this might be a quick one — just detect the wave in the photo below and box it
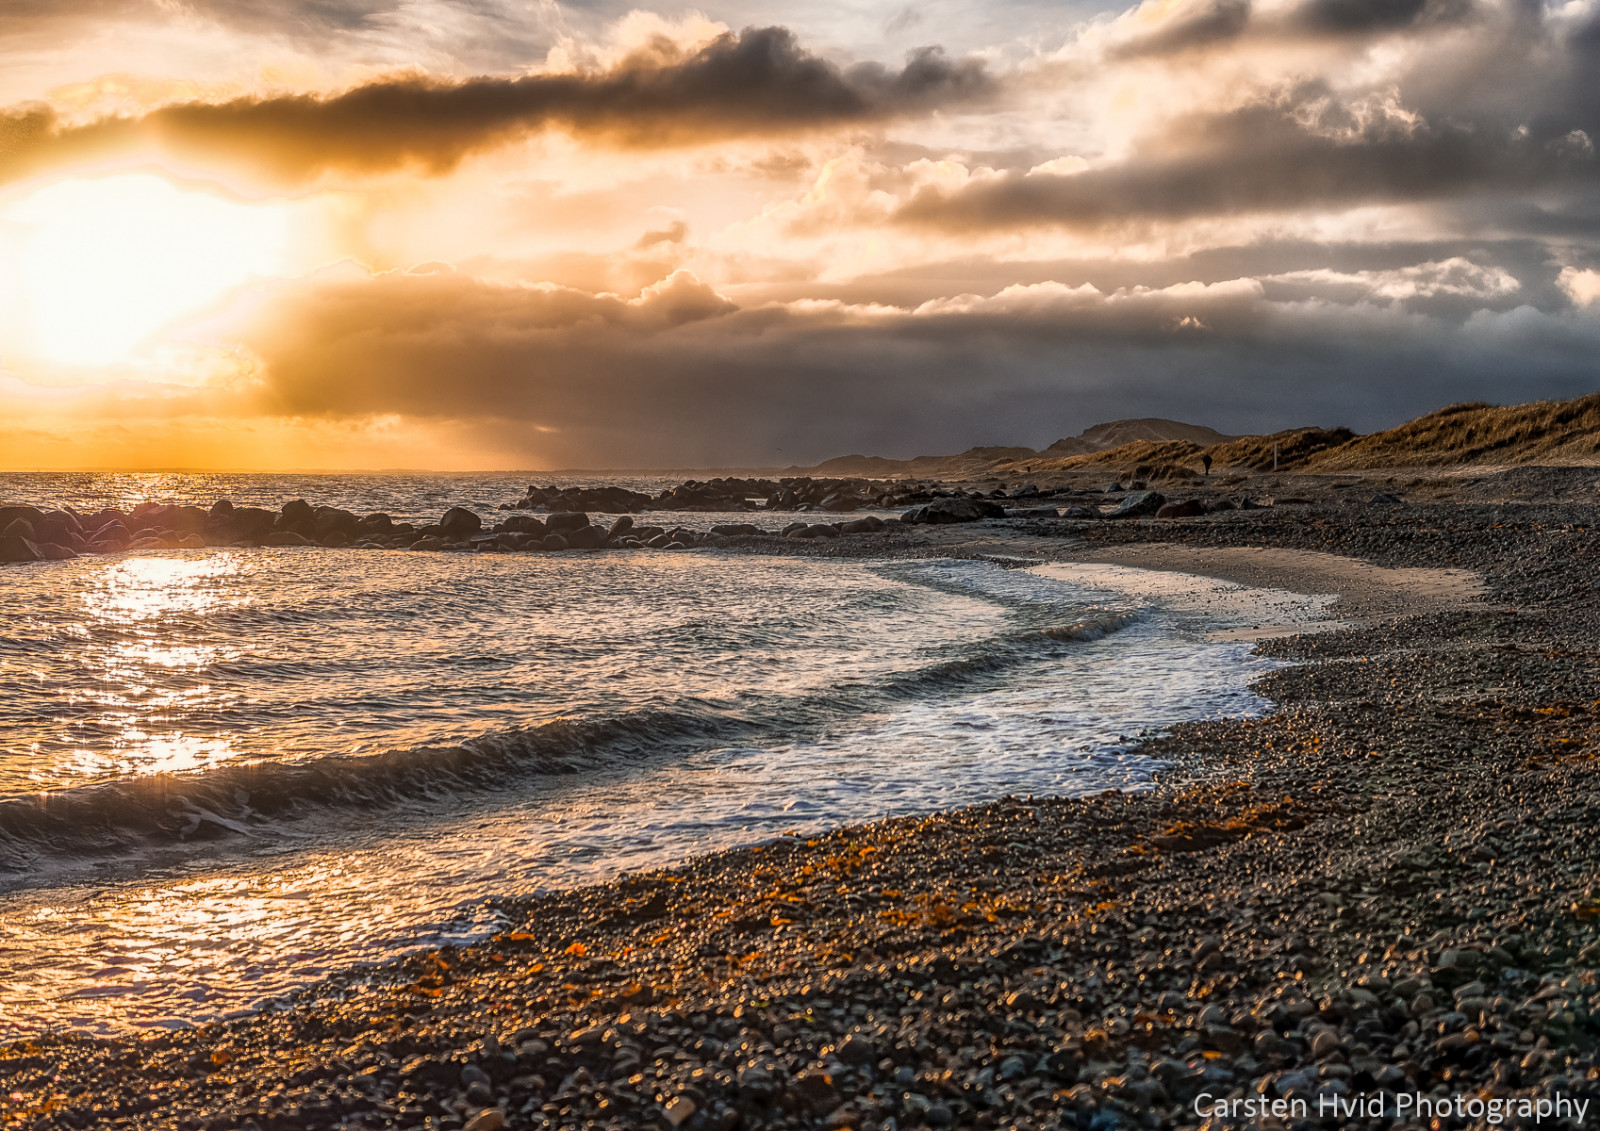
[0,606,1137,870]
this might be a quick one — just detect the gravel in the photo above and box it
[3,465,1598,1131]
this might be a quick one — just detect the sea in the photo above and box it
[0,471,1337,1039]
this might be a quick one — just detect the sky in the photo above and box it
[0,0,1597,469]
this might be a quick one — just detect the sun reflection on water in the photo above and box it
[64,554,252,781]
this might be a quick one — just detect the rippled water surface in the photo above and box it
[0,473,1337,1038]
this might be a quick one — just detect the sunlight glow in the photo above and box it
[2,174,289,366]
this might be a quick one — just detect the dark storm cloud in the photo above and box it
[1109,0,1251,59]
[227,265,1600,467]
[1110,0,1476,58]
[901,1,1600,236]
[0,28,992,187]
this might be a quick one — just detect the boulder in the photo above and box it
[564,525,604,550]
[900,496,1006,525]
[178,533,208,549]
[545,511,590,534]
[36,542,78,560]
[606,516,635,539]
[1061,505,1099,519]
[410,536,445,551]
[312,507,359,538]
[1108,490,1166,518]
[1155,499,1207,519]
[0,534,41,563]
[818,492,862,512]
[710,523,762,537]
[502,514,547,535]
[542,533,570,551]
[264,531,314,547]
[279,499,316,532]
[840,516,885,534]
[439,507,482,537]
[2,518,37,542]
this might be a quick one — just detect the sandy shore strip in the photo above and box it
[4,487,1598,1131]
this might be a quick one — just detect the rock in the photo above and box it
[542,534,570,551]
[1369,492,1404,505]
[1310,1029,1342,1058]
[463,1111,505,1131]
[410,536,445,551]
[0,534,41,563]
[607,516,634,539]
[36,542,77,561]
[178,533,208,549]
[1061,505,1098,519]
[279,499,316,531]
[545,511,591,534]
[1155,499,1207,518]
[664,1096,696,1126]
[710,523,763,537]
[439,507,482,537]
[264,531,314,547]
[565,525,604,550]
[818,492,862,512]
[900,497,1006,525]
[1108,491,1166,518]
[835,1034,875,1065]
[839,516,884,534]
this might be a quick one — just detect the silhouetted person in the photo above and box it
[1201,453,1213,477]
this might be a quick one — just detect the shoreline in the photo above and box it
[3,478,1599,1131]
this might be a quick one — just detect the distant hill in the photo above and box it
[800,394,1600,480]
[1043,418,1239,456]
[803,420,1236,476]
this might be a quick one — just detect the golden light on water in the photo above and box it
[0,174,290,367]
[65,554,249,779]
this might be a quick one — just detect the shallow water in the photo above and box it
[0,474,1338,1038]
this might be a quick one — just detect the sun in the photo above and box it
[0,174,290,367]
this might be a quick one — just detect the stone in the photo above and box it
[1155,499,1207,518]
[439,507,482,537]
[545,511,591,534]
[0,534,41,563]
[818,492,862,512]
[1310,1029,1342,1059]
[565,525,603,550]
[410,536,445,551]
[664,1096,696,1126]
[264,531,314,547]
[900,496,1006,525]
[463,1111,505,1131]
[542,534,570,551]
[835,1034,875,1065]
[279,499,316,531]
[607,516,634,539]
[710,523,762,537]
[840,516,884,534]
[37,542,77,561]
[1062,505,1098,519]
[1108,491,1166,518]
[178,533,208,549]
[2,518,36,542]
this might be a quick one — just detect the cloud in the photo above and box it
[896,0,1598,235]
[0,27,993,189]
[195,259,1600,467]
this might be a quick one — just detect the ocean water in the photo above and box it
[0,474,1337,1039]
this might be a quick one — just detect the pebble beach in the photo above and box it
[3,466,1600,1131]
